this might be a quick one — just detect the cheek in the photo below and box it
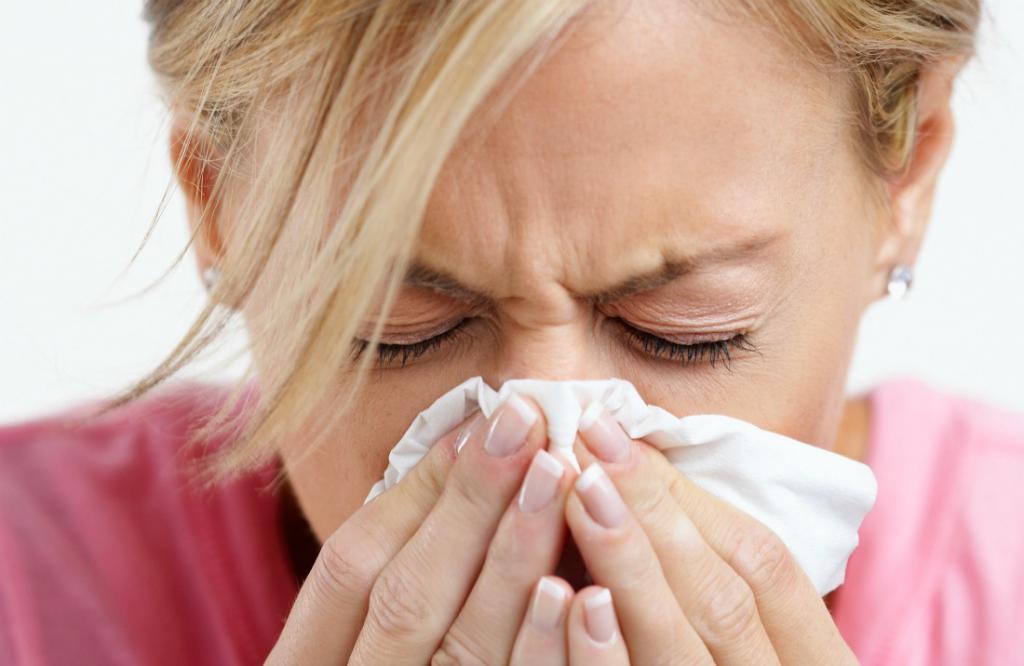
[745,228,872,447]
[737,194,876,446]
[281,367,472,540]
[625,229,871,449]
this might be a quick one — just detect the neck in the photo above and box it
[832,395,871,464]
[823,393,873,614]
[279,476,320,587]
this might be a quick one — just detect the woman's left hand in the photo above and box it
[514,404,859,665]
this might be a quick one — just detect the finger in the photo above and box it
[661,457,854,664]
[566,586,630,666]
[581,407,851,659]
[510,576,574,666]
[349,393,547,665]
[266,408,483,665]
[565,462,713,665]
[577,406,779,665]
[438,448,576,663]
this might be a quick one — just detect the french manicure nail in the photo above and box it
[584,588,618,645]
[518,449,565,513]
[483,393,537,458]
[530,576,567,631]
[575,463,627,528]
[578,402,630,463]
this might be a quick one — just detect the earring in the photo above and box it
[886,264,914,300]
[202,266,222,291]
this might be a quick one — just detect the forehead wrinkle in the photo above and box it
[410,0,842,321]
[405,227,784,307]
[581,230,785,305]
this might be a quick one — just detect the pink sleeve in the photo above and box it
[0,381,297,665]
[831,377,1024,665]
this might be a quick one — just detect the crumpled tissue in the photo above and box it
[364,376,878,595]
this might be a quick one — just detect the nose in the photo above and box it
[488,317,614,385]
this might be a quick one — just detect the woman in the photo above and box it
[1,0,1021,664]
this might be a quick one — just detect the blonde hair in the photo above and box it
[84,0,981,486]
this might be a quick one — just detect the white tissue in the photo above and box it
[364,376,877,595]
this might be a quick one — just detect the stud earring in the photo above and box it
[886,264,914,300]
[202,266,221,291]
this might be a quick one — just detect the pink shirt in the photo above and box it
[829,377,1024,664]
[0,381,298,665]
[1,376,1022,664]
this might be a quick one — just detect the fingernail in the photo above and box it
[575,463,626,528]
[530,576,567,631]
[578,402,630,464]
[518,449,565,513]
[454,410,485,455]
[483,393,537,458]
[584,587,618,645]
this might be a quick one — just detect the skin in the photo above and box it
[172,0,962,660]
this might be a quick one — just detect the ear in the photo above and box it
[168,118,227,281]
[869,56,966,302]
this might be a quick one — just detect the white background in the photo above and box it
[1,2,1021,423]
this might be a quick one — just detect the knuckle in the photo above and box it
[644,631,716,666]
[646,478,681,525]
[442,471,500,529]
[627,478,662,518]
[658,448,693,496]
[482,516,546,587]
[431,632,488,666]
[446,467,487,514]
[574,517,635,571]
[308,530,379,609]
[729,523,797,594]
[654,478,693,537]
[484,528,521,578]
[407,443,451,502]
[366,562,430,639]
[701,578,760,644]
[665,465,689,502]
[684,651,716,666]
[653,648,710,666]
[664,471,701,522]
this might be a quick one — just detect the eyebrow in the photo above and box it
[405,232,784,305]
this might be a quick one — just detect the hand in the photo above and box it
[264,393,581,665]
[529,402,860,664]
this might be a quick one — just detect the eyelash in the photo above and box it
[352,318,759,371]
[614,321,759,371]
[351,320,472,369]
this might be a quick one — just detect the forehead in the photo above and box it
[417,0,854,294]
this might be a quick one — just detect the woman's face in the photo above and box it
[272,1,898,540]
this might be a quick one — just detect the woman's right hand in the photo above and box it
[264,393,580,665]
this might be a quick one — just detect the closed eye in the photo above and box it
[610,318,759,372]
[350,318,472,369]
[350,316,761,370]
